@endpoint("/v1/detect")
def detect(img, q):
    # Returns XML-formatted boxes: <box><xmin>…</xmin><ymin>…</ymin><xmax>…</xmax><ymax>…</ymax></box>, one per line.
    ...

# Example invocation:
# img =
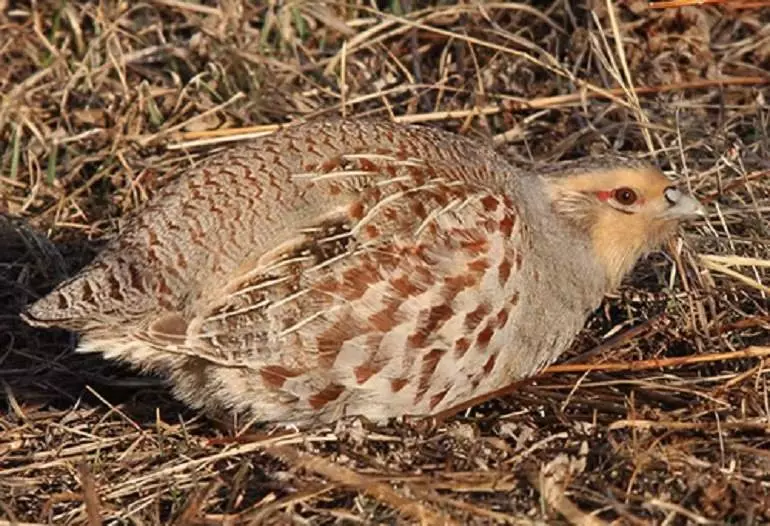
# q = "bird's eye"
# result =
<box><xmin>612</xmin><ymin>187</ymin><xmax>638</xmax><ymax>206</ymax></box>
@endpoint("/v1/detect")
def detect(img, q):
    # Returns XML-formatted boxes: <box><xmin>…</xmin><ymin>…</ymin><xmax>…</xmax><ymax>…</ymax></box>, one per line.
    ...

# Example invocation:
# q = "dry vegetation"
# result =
<box><xmin>1</xmin><ymin>0</ymin><xmax>769</xmax><ymax>524</ymax></box>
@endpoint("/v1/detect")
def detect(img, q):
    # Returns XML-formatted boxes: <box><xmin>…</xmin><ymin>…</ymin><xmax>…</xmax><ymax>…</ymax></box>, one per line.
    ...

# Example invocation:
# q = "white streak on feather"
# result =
<box><xmin>277</xmin><ymin>308</ymin><xmax>329</xmax><ymax>338</ymax></box>
<box><xmin>226</xmin><ymin>275</ymin><xmax>293</xmax><ymax>300</ymax></box>
<box><xmin>340</xmin><ymin>153</ymin><xmax>425</xmax><ymax>167</ymax></box>
<box><xmin>257</xmin><ymin>254</ymin><xmax>314</xmax><ymax>275</ymax></box>
<box><xmin>305</xmin><ymin>244</ymin><xmax>365</xmax><ymax>275</ymax></box>
<box><xmin>266</xmin><ymin>288</ymin><xmax>312</xmax><ymax>311</ymax></box>
<box><xmin>203</xmin><ymin>298</ymin><xmax>271</xmax><ymax>323</ymax></box>
<box><xmin>415</xmin><ymin>198</ymin><xmax>462</xmax><ymax>238</ymax></box>
<box><xmin>350</xmin><ymin>190</ymin><xmax>410</xmax><ymax>235</ymax></box>
<box><xmin>291</xmin><ymin>170</ymin><xmax>373</xmax><ymax>181</ymax></box>
<box><xmin>375</xmin><ymin>176</ymin><xmax>415</xmax><ymax>187</ymax></box>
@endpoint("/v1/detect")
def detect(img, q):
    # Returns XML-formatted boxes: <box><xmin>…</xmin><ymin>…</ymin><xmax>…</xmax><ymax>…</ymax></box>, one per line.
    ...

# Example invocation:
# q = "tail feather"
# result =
<box><xmin>21</xmin><ymin>259</ymin><xmax>153</xmax><ymax>332</ymax></box>
<box><xmin>22</xmin><ymin>274</ymin><xmax>94</xmax><ymax>332</ymax></box>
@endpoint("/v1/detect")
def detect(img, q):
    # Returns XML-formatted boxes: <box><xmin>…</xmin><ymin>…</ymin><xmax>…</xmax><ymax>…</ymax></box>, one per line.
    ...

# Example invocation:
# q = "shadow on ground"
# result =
<box><xmin>0</xmin><ymin>215</ymin><xmax>189</xmax><ymax>425</ymax></box>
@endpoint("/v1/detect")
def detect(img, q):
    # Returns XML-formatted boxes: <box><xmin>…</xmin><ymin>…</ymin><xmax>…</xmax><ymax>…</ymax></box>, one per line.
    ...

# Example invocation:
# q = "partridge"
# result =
<box><xmin>23</xmin><ymin>119</ymin><xmax>704</xmax><ymax>425</ymax></box>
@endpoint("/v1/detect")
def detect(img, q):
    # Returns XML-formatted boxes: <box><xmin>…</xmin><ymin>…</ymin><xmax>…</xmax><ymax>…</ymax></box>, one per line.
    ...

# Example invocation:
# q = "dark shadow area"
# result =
<box><xmin>0</xmin><ymin>214</ymin><xmax>192</xmax><ymax>427</ymax></box>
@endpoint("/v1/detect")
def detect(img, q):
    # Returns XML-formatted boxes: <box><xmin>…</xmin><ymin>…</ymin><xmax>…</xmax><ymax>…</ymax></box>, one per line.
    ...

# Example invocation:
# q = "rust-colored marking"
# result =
<box><xmin>414</xmin><ymin>265</ymin><xmax>437</xmax><ymax>287</ymax></box>
<box><xmin>480</xmin><ymin>195</ymin><xmax>498</xmax><ymax>212</ymax></box>
<box><xmin>467</xmin><ymin>258</ymin><xmax>489</xmax><ymax>274</ymax></box>
<box><xmin>316</xmin><ymin>319</ymin><xmax>363</xmax><ymax>368</ymax></box>
<box><xmin>314</xmin><ymin>278</ymin><xmax>341</xmax><ymax>294</ymax></box>
<box><xmin>515</xmin><ymin>252</ymin><xmax>523</xmax><ymax>270</ymax></box>
<box><xmin>359</xmin><ymin>158</ymin><xmax>377</xmax><ymax>172</ymax></box>
<box><xmin>510</xmin><ymin>291</ymin><xmax>519</xmax><ymax>306</ymax></box>
<box><xmin>341</xmin><ymin>263</ymin><xmax>379</xmax><ymax>300</ymax></box>
<box><xmin>372</xmin><ymin>246</ymin><xmax>400</xmax><ymax>272</ymax></box>
<box><xmin>500</xmin><ymin>213</ymin><xmax>515</xmax><ymax>237</ymax></box>
<box><xmin>442</xmin><ymin>274</ymin><xmax>476</xmax><ymax>302</ymax></box>
<box><xmin>595</xmin><ymin>190</ymin><xmax>612</xmax><ymax>201</ymax></box>
<box><xmin>156</xmin><ymin>276</ymin><xmax>172</xmax><ymax>297</ymax></box>
<box><xmin>320</xmin><ymin>156</ymin><xmax>342</xmax><ymax>172</ymax></box>
<box><xmin>316</xmin><ymin>333</ymin><xmax>343</xmax><ymax>368</ymax></box>
<box><xmin>365</xmin><ymin>224</ymin><xmax>379</xmax><ymax>239</ymax></box>
<box><xmin>366</xmin><ymin>186</ymin><xmax>382</xmax><ymax>203</ymax></box>
<box><xmin>368</xmin><ymin>297</ymin><xmax>401</xmax><ymax>332</ymax></box>
<box><xmin>413</xmin><ymin>244</ymin><xmax>437</xmax><ymax>265</ymax></box>
<box><xmin>147</xmin><ymin>229</ymin><xmax>159</xmax><ymax>246</ymax></box>
<box><xmin>454</xmin><ymin>337</ymin><xmax>471</xmax><ymax>359</ymax></box>
<box><xmin>349</xmin><ymin>201</ymin><xmax>365</xmax><ymax>220</ymax></box>
<box><xmin>450</xmin><ymin>184</ymin><xmax>467</xmax><ymax>200</ymax></box>
<box><xmin>408</xmin><ymin>166</ymin><xmax>430</xmax><ymax>187</ymax></box>
<box><xmin>464</xmin><ymin>303</ymin><xmax>490</xmax><ymax>331</ymax></box>
<box><xmin>460</xmin><ymin>235</ymin><xmax>488</xmax><ymax>254</ymax></box>
<box><xmin>354</xmin><ymin>362</ymin><xmax>383</xmax><ymax>384</ymax></box>
<box><xmin>429</xmin><ymin>389</ymin><xmax>449</xmax><ymax>410</ymax></box>
<box><xmin>411</xmin><ymin>200</ymin><xmax>427</xmax><ymax>219</ymax></box>
<box><xmin>476</xmin><ymin>324</ymin><xmax>495</xmax><ymax>349</ymax></box>
<box><xmin>499</xmin><ymin>258</ymin><xmax>512</xmax><ymax>285</ymax></box>
<box><xmin>407</xmin><ymin>330</ymin><xmax>428</xmax><ymax>350</ymax></box>
<box><xmin>390</xmin><ymin>275</ymin><xmax>419</xmax><ymax>297</ymax></box>
<box><xmin>308</xmin><ymin>383</ymin><xmax>345</xmax><ymax>410</ymax></box>
<box><xmin>391</xmin><ymin>377</ymin><xmax>409</xmax><ymax>392</ymax></box>
<box><xmin>260</xmin><ymin>365</ymin><xmax>303</xmax><ymax>389</ymax></box>
<box><xmin>428</xmin><ymin>303</ymin><xmax>455</xmax><ymax>327</ymax></box>
<box><xmin>482</xmin><ymin>354</ymin><xmax>497</xmax><ymax>375</ymax></box>
<box><xmin>496</xmin><ymin>307</ymin><xmax>509</xmax><ymax>327</ymax></box>
<box><xmin>416</xmin><ymin>348</ymin><xmax>446</xmax><ymax>402</ymax></box>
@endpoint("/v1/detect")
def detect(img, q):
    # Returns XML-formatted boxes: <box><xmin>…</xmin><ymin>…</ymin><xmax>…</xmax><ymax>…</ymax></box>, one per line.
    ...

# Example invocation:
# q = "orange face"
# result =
<box><xmin>548</xmin><ymin>165</ymin><xmax>705</xmax><ymax>286</ymax></box>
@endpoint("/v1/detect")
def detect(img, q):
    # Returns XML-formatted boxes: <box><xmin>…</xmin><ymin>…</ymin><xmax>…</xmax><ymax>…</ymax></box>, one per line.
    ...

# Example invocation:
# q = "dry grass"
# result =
<box><xmin>1</xmin><ymin>1</ymin><xmax>769</xmax><ymax>524</ymax></box>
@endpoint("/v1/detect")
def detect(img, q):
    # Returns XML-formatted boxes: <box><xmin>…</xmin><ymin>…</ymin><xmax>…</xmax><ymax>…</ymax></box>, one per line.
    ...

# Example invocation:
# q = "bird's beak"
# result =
<box><xmin>663</xmin><ymin>187</ymin><xmax>706</xmax><ymax>220</ymax></box>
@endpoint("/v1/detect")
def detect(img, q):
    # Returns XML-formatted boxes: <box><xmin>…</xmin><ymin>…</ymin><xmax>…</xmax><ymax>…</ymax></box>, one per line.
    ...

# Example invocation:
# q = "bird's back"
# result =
<box><xmin>25</xmin><ymin>120</ymin><xmax>514</xmax><ymax>325</ymax></box>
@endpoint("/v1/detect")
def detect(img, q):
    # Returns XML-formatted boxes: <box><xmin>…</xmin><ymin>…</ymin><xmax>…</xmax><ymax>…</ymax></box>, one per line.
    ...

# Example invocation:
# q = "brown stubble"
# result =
<box><xmin>2</xmin><ymin>2</ymin><xmax>768</xmax><ymax>525</ymax></box>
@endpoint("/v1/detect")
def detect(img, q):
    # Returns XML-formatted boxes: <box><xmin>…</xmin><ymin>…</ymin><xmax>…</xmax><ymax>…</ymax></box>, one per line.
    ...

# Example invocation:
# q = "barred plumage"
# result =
<box><xmin>22</xmin><ymin>119</ymin><xmax>704</xmax><ymax>425</ymax></box>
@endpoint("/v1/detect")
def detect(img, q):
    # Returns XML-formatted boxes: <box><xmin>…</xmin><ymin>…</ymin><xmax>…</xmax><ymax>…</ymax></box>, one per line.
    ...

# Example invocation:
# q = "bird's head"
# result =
<box><xmin>543</xmin><ymin>156</ymin><xmax>705</xmax><ymax>288</ymax></box>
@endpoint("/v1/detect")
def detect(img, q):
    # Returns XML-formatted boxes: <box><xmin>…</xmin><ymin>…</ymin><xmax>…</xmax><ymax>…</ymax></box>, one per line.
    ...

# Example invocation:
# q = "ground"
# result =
<box><xmin>1</xmin><ymin>1</ymin><xmax>769</xmax><ymax>524</ymax></box>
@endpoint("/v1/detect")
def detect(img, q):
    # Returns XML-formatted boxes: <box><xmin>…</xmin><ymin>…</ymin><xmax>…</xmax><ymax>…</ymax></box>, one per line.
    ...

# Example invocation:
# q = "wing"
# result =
<box><xmin>164</xmin><ymin>150</ymin><xmax>527</xmax><ymax>422</ymax></box>
<box><xmin>24</xmin><ymin>119</ymin><xmax>516</xmax><ymax>332</ymax></box>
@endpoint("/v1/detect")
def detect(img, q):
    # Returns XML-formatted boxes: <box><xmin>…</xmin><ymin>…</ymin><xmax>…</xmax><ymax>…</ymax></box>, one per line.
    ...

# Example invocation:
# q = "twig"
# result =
<box><xmin>532</xmin><ymin>456</ymin><xmax>609</xmax><ymax>526</ymax></box>
<box><xmin>168</xmin><ymin>76</ymin><xmax>769</xmax><ymax>148</ymax></box>
<box><xmin>78</xmin><ymin>463</ymin><xmax>103</xmax><ymax>526</ymax></box>
<box><xmin>650</xmin><ymin>0</ymin><xmax>770</xmax><ymax>8</ymax></box>
<box><xmin>266</xmin><ymin>446</ymin><xmax>455</xmax><ymax>525</ymax></box>
<box><xmin>545</xmin><ymin>346</ymin><xmax>770</xmax><ymax>373</ymax></box>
